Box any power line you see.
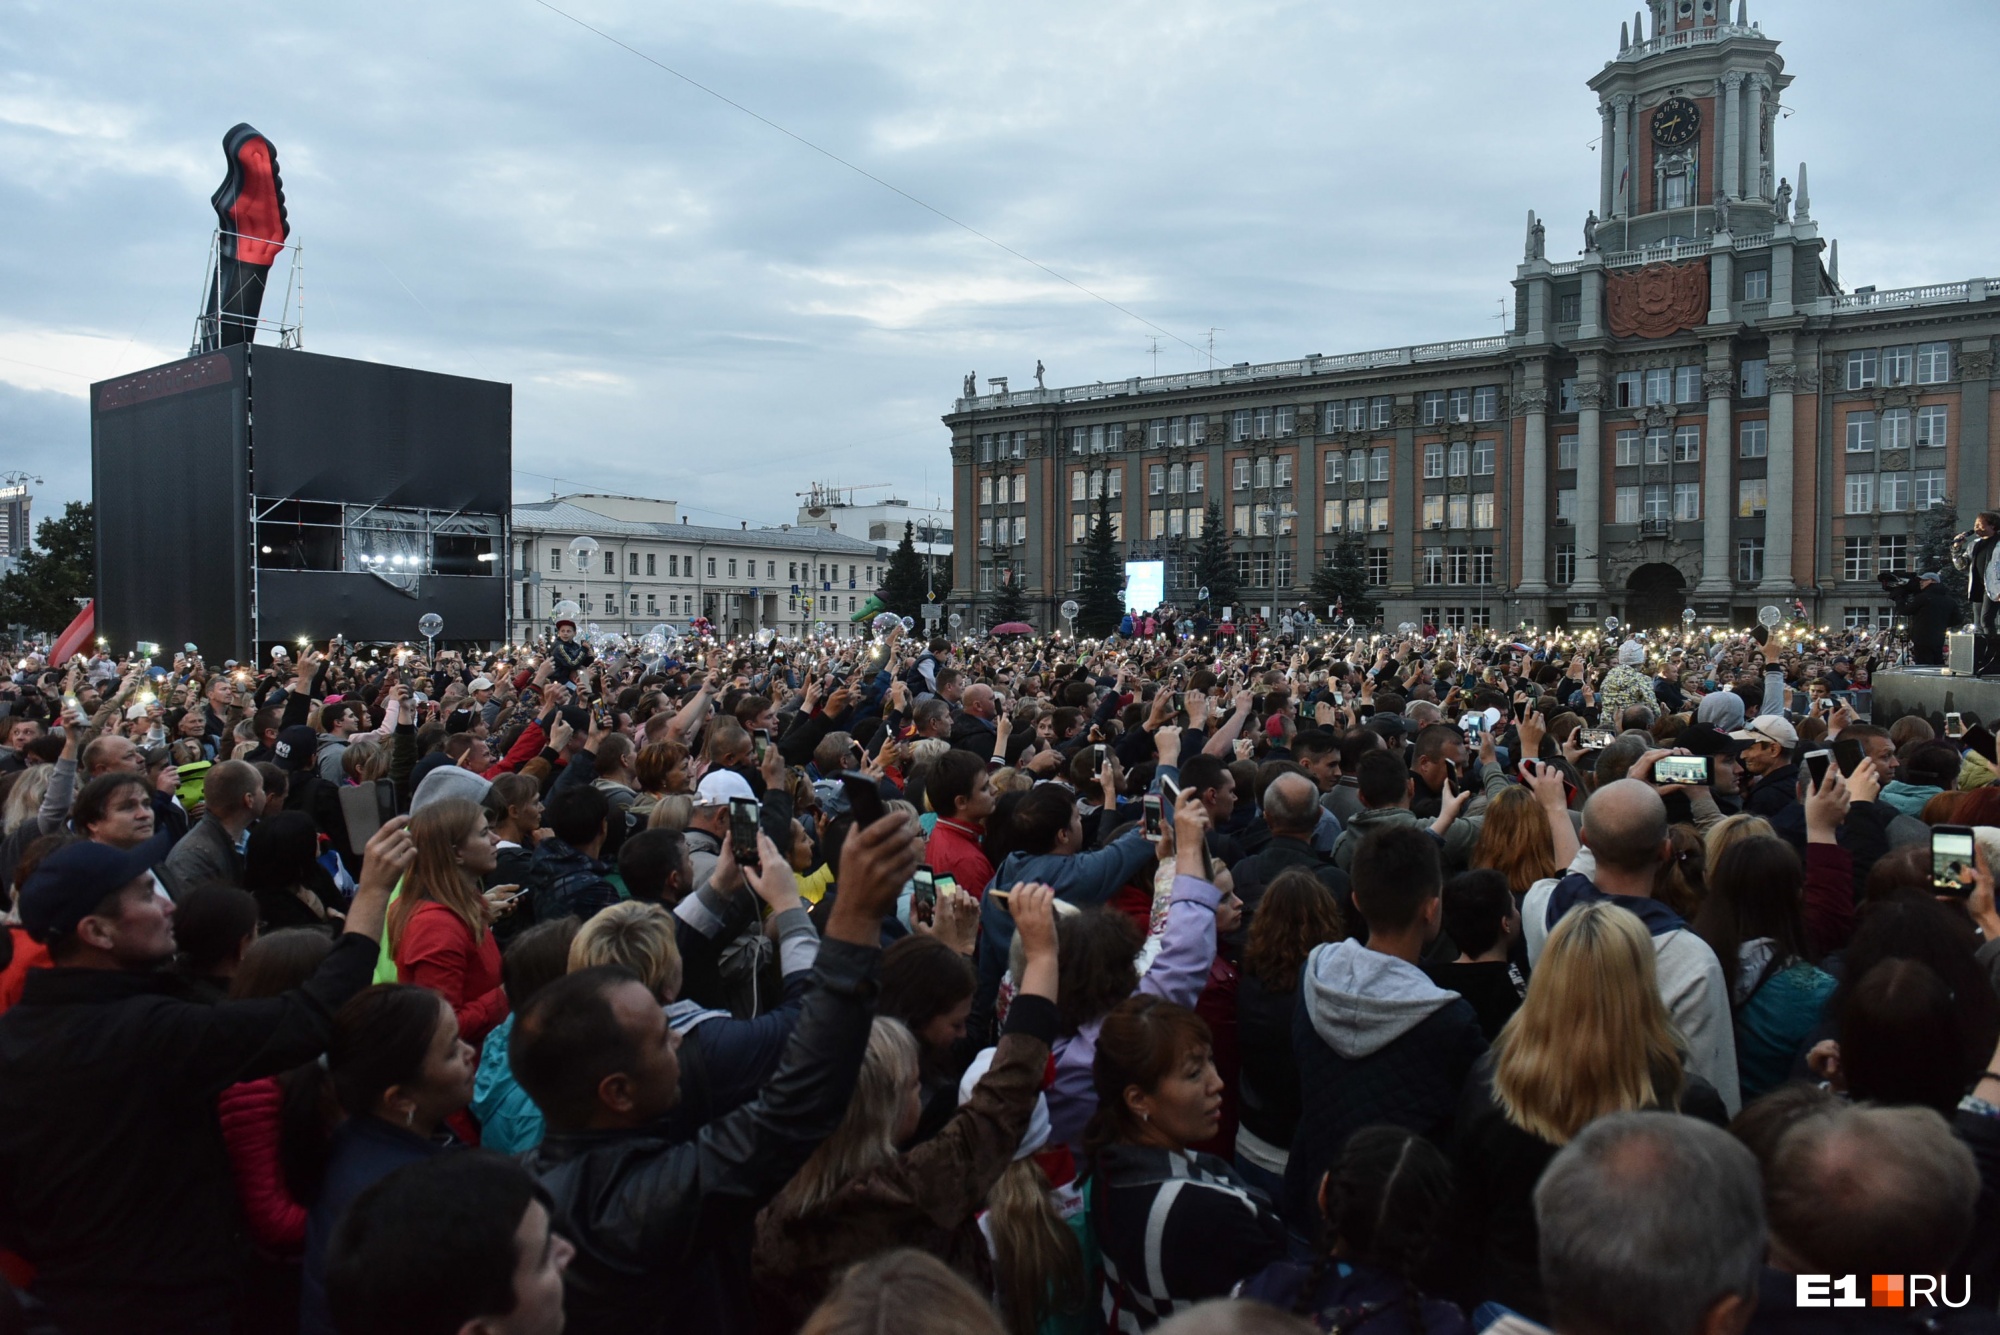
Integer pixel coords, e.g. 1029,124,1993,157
525,0,1208,361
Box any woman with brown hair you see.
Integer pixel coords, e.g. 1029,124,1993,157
1444,901,1726,1322
1472,782,1571,899
1233,867,1344,1204
629,739,691,819
387,797,516,1051
801,1249,1004,1335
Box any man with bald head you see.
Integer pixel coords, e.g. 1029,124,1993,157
948,683,1000,761
1230,771,1351,932
1521,778,1740,1114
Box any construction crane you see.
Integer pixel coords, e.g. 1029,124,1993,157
796,481,891,516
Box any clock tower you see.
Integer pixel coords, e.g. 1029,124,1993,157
1587,0,1791,252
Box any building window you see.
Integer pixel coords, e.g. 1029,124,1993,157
1446,548,1469,585
1423,548,1444,585
1880,534,1909,571
1233,458,1250,490
1276,550,1294,587
1323,500,1344,532
1879,473,1911,512
1557,488,1577,523
1645,368,1672,405
1643,484,1670,521
1149,464,1166,495
1324,400,1346,431
1371,396,1393,430
1673,482,1700,521
1369,498,1390,530
1148,510,1165,539
1558,433,1579,469
1348,449,1367,482
1168,510,1185,538
1347,401,1367,431
1253,456,1271,489
549,546,561,571
1615,486,1641,523
1738,479,1768,517
1274,454,1293,487
980,518,993,545
1616,430,1641,466
1644,430,1672,465
1423,495,1445,528
1447,495,1470,529
1472,440,1495,475
1917,405,1949,448
1917,469,1948,510
1188,507,1205,538
1742,268,1769,301
1277,405,1295,436
1740,420,1768,458
1253,407,1274,440
672,554,682,576
1370,449,1389,482
1069,428,1086,456
1740,358,1768,397
628,592,639,614
1232,505,1250,536
645,553,656,575
1881,409,1912,451
1473,493,1495,529
1558,294,1581,323
627,552,638,575
979,564,993,592
600,551,613,575
1738,538,1765,584
1472,546,1495,585
1187,462,1204,492
1845,474,1874,514
1675,365,1700,403
1366,549,1390,585
1615,371,1643,408
727,559,737,578
1424,444,1444,479
1555,544,1576,585
1233,409,1252,442
1015,516,1030,543
1882,345,1914,387
707,557,717,577
1846,412,1877,453
1560,378,1578,413
982,478,996,505
1421,391,1445,426
1843,537,1873,582
1014,475,1029,502
1917,341,1952,384
1846,349,1878,390
1447,388,1470,423
1448,442,1469,477
1325,453,1343,485
1471,386,1499,421
1673,424,1701,462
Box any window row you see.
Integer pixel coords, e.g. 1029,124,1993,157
1844,470,1949,515
1231,455,1294,489
1231,550,1297,588
1845,406,1950,452
977,563,1020,593
1421,440,1497,478
1420,494,1498,530
1230,406,1295,441
1846,342,1953,390
1612,483,1703,523
1068,423,1128,455
980,517,1029,545
1067,512,1126,540
544,547,827,584
1144,415,1211,448
1231,502,1298,536
977,431,1028,462
1841,535,1912,581
1146,462,1208,495
1420,607,1496,630
1420,546,1497,586
1322,499,1393,534
1324,449,1391,485
1322,397,1396,434
1143,507,1209,540
1842,606,1900,631
1417,387,1502,426
1067,468,1124,501
980,475,1027,505
1614,425,1704,466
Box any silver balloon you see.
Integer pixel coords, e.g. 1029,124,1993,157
754,628,777,648
871,612,901,639
418,613,443,639
551,599,582,624
585,622,601,643
1681,608,1697,625
1397,622,1417,635
567,535,600,573
1757,606,1782,628
1603,617,1620,633
647,623,669,641
900,615,915,633
948,613,963,630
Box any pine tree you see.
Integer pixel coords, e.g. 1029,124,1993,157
1310,533,1380,625
1193,501,1238,612
1076,492,1127,636
0,501,93,635
988,568,1029,626
876,521,929,619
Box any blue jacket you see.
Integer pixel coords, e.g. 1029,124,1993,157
471,1014,543,1153
300,1117,449,1335
530,837,620,924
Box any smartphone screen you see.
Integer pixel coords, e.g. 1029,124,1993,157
1579,729,1616,750
729,797,762,870
1143,793,1162,837
1932,825,1976,897
1830,737,1866,779
839,772,886,827
753,728,769,763
1803,749,1832,791
934,873,958,901
1653,755,1713,787
1947,712,1966,739
911,865,936,923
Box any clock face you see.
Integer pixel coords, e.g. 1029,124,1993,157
1652,97,1701,147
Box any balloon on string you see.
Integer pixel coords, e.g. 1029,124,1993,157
754,628,777,648
948,613,963,630
1682,608,1697,625
647,623,669,641
567,535,599,573
1397,622,1417,635
640,633,667,656
418,613,443,640
1603,617,1620,633
900,616,915,633
871,612,902,639
585,623,601,642
551,599,582,624
1758,606,1783,627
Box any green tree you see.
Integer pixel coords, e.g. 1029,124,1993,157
988,569,1029,626
1310,533,1380,625
1193,501,1238,613
0,501,93,636
1917,499,1971,622
1075,492,1127,636
876,521,929,619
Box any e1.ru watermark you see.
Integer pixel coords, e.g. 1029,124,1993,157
1796,1275,1971,1308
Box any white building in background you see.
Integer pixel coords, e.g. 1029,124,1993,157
511,493,885,640
793,484,953,596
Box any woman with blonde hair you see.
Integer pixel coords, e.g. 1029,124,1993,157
0,763,53,897
387,797,516,1051
1443,901,1726,1322
1701,812,1774,875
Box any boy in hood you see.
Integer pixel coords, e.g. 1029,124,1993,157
1281,824,1486,1234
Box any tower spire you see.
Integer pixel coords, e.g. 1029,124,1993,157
1736,0,1747,25
1620,18,1630,49
1796,162,1810,221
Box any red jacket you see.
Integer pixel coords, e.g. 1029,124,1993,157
394,902,508,1048
925,818,996,900
0,927,50,1016
217,1076,306,1256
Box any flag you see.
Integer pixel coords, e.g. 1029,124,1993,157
51,599,94,665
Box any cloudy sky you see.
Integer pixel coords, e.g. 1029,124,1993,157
5,0,1995,530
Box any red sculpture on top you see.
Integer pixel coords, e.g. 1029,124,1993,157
1606,260,1709,340
197,123,292,352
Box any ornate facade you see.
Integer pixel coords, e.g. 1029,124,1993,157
943,0,1998,631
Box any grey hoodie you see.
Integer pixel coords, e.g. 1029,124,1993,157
1302,938,1461,1059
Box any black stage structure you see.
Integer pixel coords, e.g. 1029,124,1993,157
92,345,511,661
1870,669,2000,731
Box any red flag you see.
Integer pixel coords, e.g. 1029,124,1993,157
50,600,93,666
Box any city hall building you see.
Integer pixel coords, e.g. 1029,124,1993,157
943,0,1997,632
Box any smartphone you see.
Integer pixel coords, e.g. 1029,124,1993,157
1947,711,1966,739
1333,691,1344,706
1462,714,1484,742
839,772,886,828
1653,755,1715,787
1932,825,1977,897
911,865,936,924
934,873,958,902
753,728,769,764
1093,744,1108,771
1143,792,1163,836
1159,776,1182,810
1169,691,1183,713
1831,736,1866,779
1803,749,1832,791
1578,728,1616,750
729,796,762,870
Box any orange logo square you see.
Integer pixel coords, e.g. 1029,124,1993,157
1871,1275,1904,1307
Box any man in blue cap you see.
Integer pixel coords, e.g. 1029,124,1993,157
0,819,416,1335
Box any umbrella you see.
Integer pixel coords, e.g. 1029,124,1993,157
989,621,1034,635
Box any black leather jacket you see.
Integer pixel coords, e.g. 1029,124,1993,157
521,936,880,1335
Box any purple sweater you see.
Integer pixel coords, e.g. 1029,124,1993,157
1048,873,1221,1150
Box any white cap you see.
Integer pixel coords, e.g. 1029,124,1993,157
1617,638,1646,667
695,769,756,807
958,1046,1050,1160
468,676,494,692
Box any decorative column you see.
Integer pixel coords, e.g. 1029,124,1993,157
1708,245,1734,326
1718,72,1742,200
1958,338,1992,514
1769,236,1795,319
1613,95,1636,217
1699,358,1735,593
1390,400,1417,592
1519,381,1551,593
1577,253,1606,341
1745,75,1768,198
1574,373,1605,594
1600,100,1617,220
1762,359,1797,593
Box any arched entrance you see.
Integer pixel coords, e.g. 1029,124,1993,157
1624,562,1687,629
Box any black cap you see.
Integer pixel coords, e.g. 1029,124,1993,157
273,724,319,773
18,841,163,943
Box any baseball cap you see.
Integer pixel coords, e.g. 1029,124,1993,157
273,724,319,773
1679,721,1744,758
18,841,163,943
1921,572,1943,583
1729,715,1799,750
468,676,494,692
124,702,150,721
695,769,755,807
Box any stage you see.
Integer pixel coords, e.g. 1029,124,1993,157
1868,669,2000,728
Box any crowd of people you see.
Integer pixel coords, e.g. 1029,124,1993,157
2,608,1999,1335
